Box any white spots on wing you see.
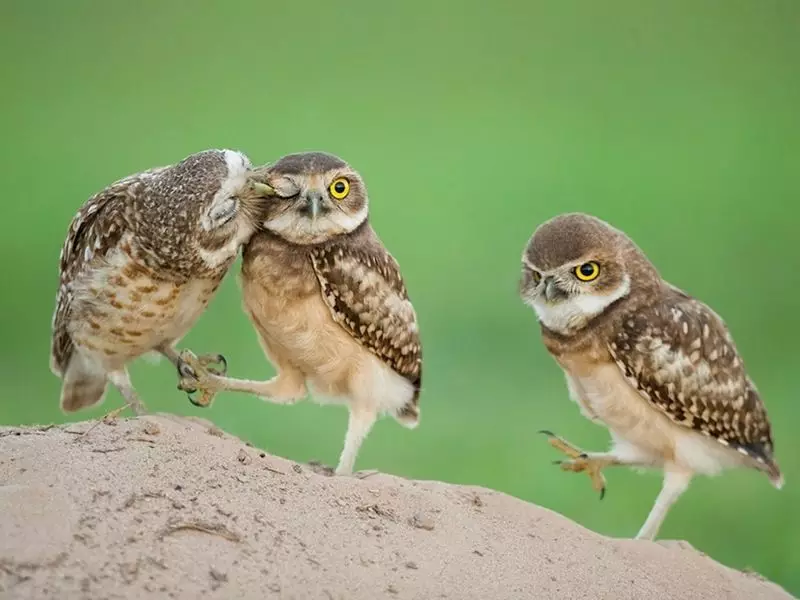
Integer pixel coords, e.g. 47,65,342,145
682,321,689,335
702,323,710,339
671,308,683,323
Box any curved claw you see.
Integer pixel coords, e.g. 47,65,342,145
178,361,197,381
187,391,206,407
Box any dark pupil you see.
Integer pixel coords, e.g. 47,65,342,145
580,263,596,277
334,181,346,194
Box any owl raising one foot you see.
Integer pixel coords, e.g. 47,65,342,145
177,151,423,475
519,213,783,540
51,149,273,416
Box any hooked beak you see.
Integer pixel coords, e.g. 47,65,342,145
544,277,565,303
305,190,323,222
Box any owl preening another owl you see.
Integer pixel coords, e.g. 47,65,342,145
50,149,274,416
51,149,781,541
519,213,783,540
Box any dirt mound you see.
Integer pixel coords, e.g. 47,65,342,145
0,415,793,600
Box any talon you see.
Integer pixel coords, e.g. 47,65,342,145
178,361,197,380
187,391,205,407
542,431,608,498
173,349,219,408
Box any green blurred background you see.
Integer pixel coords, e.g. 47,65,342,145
1,0,798,593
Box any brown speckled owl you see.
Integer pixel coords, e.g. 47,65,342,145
176,151,423,475
519,212,783,540
50,149,272,415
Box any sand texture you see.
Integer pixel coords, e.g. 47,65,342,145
0,415,793,600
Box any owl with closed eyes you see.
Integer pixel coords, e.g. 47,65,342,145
176,151,423,475
50,149,272,415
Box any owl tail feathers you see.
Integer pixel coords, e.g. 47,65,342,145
60,362,108,413
767,462,784,491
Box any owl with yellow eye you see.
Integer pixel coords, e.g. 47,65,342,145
176,151,423,476
520,213,782,540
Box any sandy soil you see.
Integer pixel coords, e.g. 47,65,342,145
0,415,793,600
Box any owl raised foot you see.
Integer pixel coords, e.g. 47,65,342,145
540,430,608,499
176,349,227,407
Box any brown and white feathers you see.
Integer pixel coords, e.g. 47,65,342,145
519,212,782,539
51,149,268,413
250,150,423,410
176,151,422,475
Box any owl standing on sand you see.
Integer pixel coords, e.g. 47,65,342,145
519,213,783,540
51,149,272,415
177,151,422,476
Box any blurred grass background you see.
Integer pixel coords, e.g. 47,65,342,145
1,0,798,593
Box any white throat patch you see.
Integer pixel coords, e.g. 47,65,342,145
531,275,631,334
264,204,368,245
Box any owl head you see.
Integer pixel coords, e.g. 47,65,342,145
247,151,369,245
133,149,274,271
519,213,659,334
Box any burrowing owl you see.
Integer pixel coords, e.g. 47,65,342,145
176,151,422,475
519,212,783,540
51,149,272,415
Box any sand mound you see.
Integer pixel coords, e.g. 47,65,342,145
0,415,793,600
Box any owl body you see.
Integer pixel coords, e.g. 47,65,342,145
51,149,267,413
240,227,419,420
546,315,761,479
177,151,422,475
520,213,781,540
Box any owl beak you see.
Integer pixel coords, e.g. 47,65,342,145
250,181,276,197
305,190,323,222
544,277,565,303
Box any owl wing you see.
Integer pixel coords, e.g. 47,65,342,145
607,287,777,468
49,172,158,375
309,233,422,399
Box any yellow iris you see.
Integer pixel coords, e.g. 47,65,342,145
329,177,350,200
574,261,600,281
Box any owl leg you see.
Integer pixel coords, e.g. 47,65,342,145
107,369,147,416
635,468,693,540
539,430,620,498
336,408,378,476
176,349,306,408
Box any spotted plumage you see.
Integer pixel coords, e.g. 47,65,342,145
176,152,423,475
519,212,782,541
50,149,271,414
310,242,422,401
608,291,775,470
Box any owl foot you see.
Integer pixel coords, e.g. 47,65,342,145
176,349,225,408
539,430,607,499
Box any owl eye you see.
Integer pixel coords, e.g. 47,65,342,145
329,177,350,200
574,261,600,282
530,270,542,285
